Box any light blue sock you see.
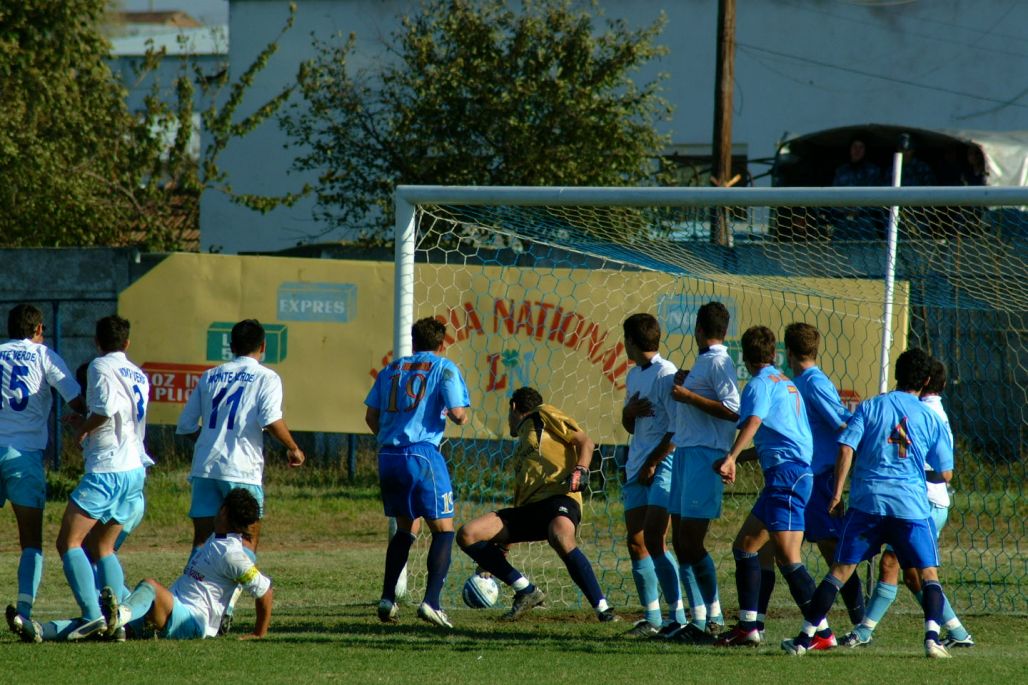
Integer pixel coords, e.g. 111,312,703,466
679,560,704,624
860,581,898,636
97,554,127,601
125,581,157,621
693,553,721,622
42,618,80,641
631,556,661,626
653,551,686,624
940,594,970,640
62,548,101,620
16,547,43,617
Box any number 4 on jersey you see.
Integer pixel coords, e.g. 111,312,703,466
888,417,911,458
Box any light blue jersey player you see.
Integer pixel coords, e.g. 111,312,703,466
783,348,957,659
784,323,864,631
716,326,821,648
0,304,84,634
843,357,973,648
365,317,470,629
618,313,685,638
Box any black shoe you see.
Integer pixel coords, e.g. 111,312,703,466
655,621,684,639
501,587,546,621
674,622,716,645
597,607,620,623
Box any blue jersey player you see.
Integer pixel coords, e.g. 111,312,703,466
365,317,470,629
785,323,864,634
782,348,955,658
715,326,822,648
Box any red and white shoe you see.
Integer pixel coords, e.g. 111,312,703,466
714,624,762,647
810,632,838,650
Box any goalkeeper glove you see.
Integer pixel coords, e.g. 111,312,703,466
568,466,590,493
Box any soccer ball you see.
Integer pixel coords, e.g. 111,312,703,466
462,573,500,609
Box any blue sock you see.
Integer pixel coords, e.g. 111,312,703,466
757,567,776,630
16,548,43,618
860,581,898,635
97,554,127,601
692,553,719,617
424,531,454,610
125,580,157,622
462,541,526,588
631,556,661,626
62,548,101,620
780,562,817,618
563,548,605,608
920,581,944,643
733,549,761,628
793,574,842,649
839,573,866,625
678,560,704,622
653,551,686,624
382,530,415,602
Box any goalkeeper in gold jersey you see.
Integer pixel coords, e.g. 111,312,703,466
457,387,618,622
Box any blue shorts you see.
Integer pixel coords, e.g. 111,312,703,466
835,509,940,569
0,446,46,509
378,443,454,520
189,478,265,519
669,446,723,519
162,597,205,640
622,456,674,512
71,468,146,526
803,470,841,542
751,463,812,532
885,503,949,552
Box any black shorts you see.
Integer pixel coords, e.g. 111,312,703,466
496,495,582,544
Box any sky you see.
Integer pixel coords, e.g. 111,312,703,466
115,0,229,26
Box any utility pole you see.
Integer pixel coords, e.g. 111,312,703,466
711,0,736,245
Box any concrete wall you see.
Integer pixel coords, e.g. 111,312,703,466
206,0,1028,252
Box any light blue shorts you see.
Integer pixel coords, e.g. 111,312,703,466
189,477,265,518
622,456,674,512
71,468,146,525
669,446,724,519
0,446,46,509
162,597,205,640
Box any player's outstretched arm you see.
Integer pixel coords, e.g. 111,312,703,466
240,587,274,640
717,415,762,484
264,420,305,467
447,406,469,426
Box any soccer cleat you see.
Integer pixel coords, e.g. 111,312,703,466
597,608,620,623
810,632,838,651
925,639,952,659
840,630,873,647
781,637,809,656
66,616,107,641
377,599,399,624
501,587,546,622
6,605,42,644
216,612,233,636
714,624,762,647
654,621,684,639
416,602,453,629
706,617,725,637
100,586,124,638
111,626,127,642
942,633,975,648
218,585,243,636
673,622,716,645
621,619,659,638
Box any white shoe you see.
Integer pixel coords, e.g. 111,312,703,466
925,639,952,659
377,599,399,623
781,637,809,656
66,616,107,641
417,602,453,629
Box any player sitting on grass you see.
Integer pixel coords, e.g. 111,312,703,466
457,387,618,623
618,314,687,638
842,357,974,649
714,326,826,648
366,317,470,629
666,302,739,642
782,348,955,658
0,304,85,635
100,488,271,640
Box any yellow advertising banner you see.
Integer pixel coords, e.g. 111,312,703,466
119,254,907,443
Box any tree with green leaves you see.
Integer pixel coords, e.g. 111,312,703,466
0,0,300,251
282,0,672,243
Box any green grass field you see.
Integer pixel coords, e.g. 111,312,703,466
0,464,1024,684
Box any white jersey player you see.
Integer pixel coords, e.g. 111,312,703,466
176,319,304,552
0,304,84,628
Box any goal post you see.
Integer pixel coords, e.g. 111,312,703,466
391,184,1028,614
